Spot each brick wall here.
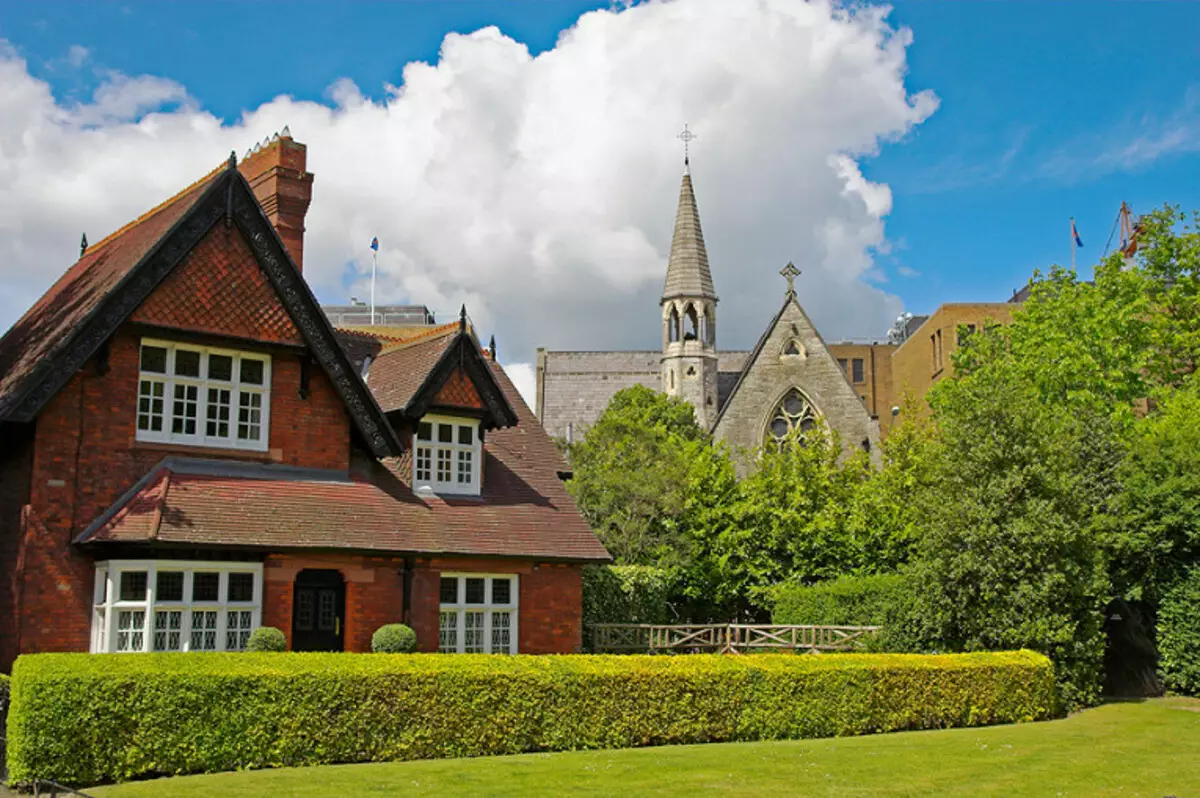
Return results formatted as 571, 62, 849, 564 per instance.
262, 553, 406, 653
889, 303, 1015, 421
411, 557, 583, 654
826, 342, 897, 436
11, 326, 352, 657
263, 554, 583, 655
0, 424, 34, 672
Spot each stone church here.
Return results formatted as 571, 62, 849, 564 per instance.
535, 165, 886, 463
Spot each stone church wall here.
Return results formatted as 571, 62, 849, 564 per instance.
712, 299, 881, 469
535, 350, 660, 441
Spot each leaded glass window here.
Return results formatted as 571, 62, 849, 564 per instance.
436, 574, 518, 654
766, 389, 819, 443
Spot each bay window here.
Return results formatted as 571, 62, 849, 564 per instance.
137, 339, 270, 451
91, 561, 263, 653
414, 415, 482, 495
437, 574, 517, 654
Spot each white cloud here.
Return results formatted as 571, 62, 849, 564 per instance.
66, 45, 89, 68
0, 0, 936, 410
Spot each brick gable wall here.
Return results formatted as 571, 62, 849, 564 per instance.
9, 324, 352, 659
132, 225, 304, 345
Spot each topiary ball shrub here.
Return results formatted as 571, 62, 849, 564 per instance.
372, 624, 418, 653
245, 626, 288, 652
1159, 568, 1200, 696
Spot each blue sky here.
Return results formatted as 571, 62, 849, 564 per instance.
1, 0, 1198, 367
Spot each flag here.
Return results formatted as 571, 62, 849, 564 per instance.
370, 237, 379, 251
1071, 220, 1083, 248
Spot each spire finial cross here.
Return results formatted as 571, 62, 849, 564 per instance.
677, 123, 696, 169
780, 262, 801, 297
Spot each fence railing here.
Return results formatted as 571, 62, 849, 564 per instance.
592, 623, 881, 654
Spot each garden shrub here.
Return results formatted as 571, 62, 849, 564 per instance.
770, 573, 920, 652
1159, 569, 1200, 695
582, 564, 676, 650
7, 650, 1056, 787
245, 627, 287, 653
371, 624, 418, 653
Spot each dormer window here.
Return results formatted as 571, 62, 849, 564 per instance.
137, 339, 270, 452
414, 415, 481, 495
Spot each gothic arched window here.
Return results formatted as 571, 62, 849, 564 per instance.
684, 304, 699, 341
766, 389, 819, 443
668, 307, 681, 343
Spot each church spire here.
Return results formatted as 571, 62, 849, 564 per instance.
661, 169, 717, 303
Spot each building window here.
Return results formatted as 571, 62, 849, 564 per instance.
437, 574, 518, 654
958, 323, 977, 346
851, 358, 865, 384
91, 561, 262, 653
837, 358, 848, 374
414, 415, 482, 495
766, 388, 819, 444
137, 340, 270, 451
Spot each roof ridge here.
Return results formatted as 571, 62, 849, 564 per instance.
377, 322, 461, 354
82, 161, 226, 257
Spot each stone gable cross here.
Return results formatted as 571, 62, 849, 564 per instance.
780, 262, 801, 297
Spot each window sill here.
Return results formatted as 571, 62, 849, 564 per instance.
132, 439, 282, 462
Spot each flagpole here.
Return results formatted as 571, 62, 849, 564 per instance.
370, 248, 377, 326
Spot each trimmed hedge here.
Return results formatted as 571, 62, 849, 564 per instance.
246, 627, 287, 653
8, 650, 1056, 786
770, 574, 919, 652
1, 672, 8, 777
371, 624, 418, 653
1159, 569, 1200, 695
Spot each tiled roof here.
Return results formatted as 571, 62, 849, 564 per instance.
78, 358, 611, 562
365, 327, 458, 413
0, 168, 220, 416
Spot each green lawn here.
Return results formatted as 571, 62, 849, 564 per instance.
92, 698, 1199, 797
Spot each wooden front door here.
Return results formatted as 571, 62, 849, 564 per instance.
292, 569, 345, 652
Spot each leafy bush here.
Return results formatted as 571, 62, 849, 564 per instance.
1159, 569, 1200, 695
582, 565, 676, 650
245, 627, 287, 653
769, 574, 919, 652
371, 624, 418, 654
7, 650, 1057, 786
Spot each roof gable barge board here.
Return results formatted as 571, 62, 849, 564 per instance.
0, 165, 402, 458
400, 332, 518, 430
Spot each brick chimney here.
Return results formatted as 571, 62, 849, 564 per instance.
238, 130, 314, 272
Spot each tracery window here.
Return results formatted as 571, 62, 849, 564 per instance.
766, 389, 819, 443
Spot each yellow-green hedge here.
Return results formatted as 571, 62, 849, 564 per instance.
7, 651, 1056, 787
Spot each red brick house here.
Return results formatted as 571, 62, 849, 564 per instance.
0, 134, 608, 670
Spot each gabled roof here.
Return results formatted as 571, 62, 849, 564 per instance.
76, 358, 611, 563
709, 289, 861, 432
0, 160, 402, 457
661, 171, 717, 303
0, 168, 219, 419
367, 319, 518, 430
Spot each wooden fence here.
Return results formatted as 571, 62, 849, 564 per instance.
592, 623, 881, 654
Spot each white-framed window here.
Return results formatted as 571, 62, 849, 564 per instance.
137, 339, 271, 452
414, 415, 482, 495
437, 573, 517, 654
90, 561, 263, 653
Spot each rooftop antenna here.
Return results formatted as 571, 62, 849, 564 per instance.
677, 123, 696, 173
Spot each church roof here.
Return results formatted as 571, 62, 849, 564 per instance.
661, 172, 717, 302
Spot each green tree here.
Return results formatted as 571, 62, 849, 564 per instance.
910, 363, 1112, 708
694, 427, 869, 615
566, 386, 735, 567
1101, 379, 1200, 604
